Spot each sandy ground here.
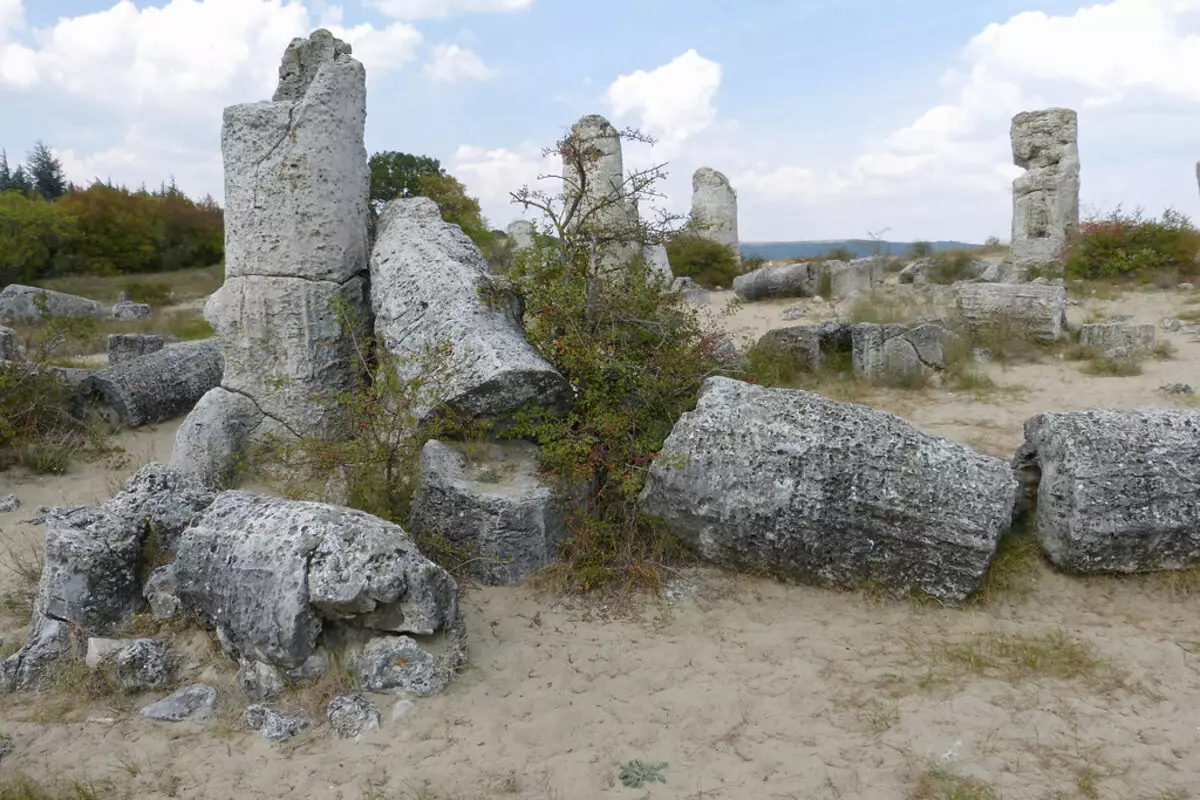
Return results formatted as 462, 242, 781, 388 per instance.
2, 284, 1200, 799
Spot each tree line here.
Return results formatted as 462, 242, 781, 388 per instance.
0, 141, 225, 285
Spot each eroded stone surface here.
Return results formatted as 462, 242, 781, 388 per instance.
107, 334, 165, 366
1009, 109, 1080, 272
74, 340, 223, 428
691, 167, 739, 257
1078, 322, 1155, 358
955, 282, 1068, 342
733, 261, 823, 301
0, 285, 104, 324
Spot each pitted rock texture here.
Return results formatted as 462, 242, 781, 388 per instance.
955, 282, 1068, 342
1009, 109, 1080, 271
851, 322, 956, 380
174, 491, 460, 670
640, 377, 1018, 603
0, 284, 104, 324
169, 387, 264, 487
733, 261, 823, 301
1078, 322, 1155, 358
1014, 410, 1200, 574
107, 333, 165, 366
74, 340, 223, 428
690, 167, 739, 255
370, 197, 569, 424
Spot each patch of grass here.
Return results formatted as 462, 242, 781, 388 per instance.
282, 651, 357, 720
0, 773, 120, 800
926, 252, 981, 285
1080, 357, 1143, 377
160, 312, 214, 341
846, 290, 932, 324
0, 541, 44, 619
916, 629, 1107, 688
18, 439, 77, 474
907, 764, 998, 800
1153, 340, 1177, 359
972, 526, 1043, 604
619, 761, 667, 789
37, 265, 223, 306
1176, 308, 1200, 323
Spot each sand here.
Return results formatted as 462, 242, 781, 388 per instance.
2, 284, 1199, 799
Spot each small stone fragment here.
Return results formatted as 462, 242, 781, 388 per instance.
141, 684, 218, 722
244, 704, 308, 741
327, 694, 382, 738
0, 494, 18, 513
356, 636, 445, 695
238, 659, 286, 702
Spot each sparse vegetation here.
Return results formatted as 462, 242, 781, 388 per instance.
915, 629, 1107, 687
907, 764, 998, 800
1080, 357, 1143, 377
1065, 206, 1200, 282
925, 251, 980, 285
665, 232, 742, 287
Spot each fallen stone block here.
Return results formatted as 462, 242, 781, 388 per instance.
1078, 322, 1155, 358
370, 197, 570, 424
411, 440, 568, 586
111, 300, 151, 320
827, 258, 883, 300
851, 322, 957, 380
73, 340, 223, 428
754, 321, 852, 373
640, 377, 1018, 603
955, 282, 1068, 342
0, 285, 105, 324
733, 261, 822, 301
107, 333, 165, 366
1014, 410, 1200, 573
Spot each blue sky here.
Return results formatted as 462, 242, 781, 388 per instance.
2, 0, 1198, 242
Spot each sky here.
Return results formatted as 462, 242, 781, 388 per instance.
1, 0, 1198, 243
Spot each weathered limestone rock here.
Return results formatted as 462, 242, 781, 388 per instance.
733, 261, 823, 301
955, 282, 1068, 342
111, 300, 151, 320
144, 565, 181, 621
670, 276, 710, 306
411, 440, 568, 586
141, 684, 217, 722
328, 694, 381, 738
1078, 322, 1155, 358
640, 377, 1018, 602
104, 462, 217, 549
107, 333, 165, 366
0, 494, 18, 513
205, 275, 368, 436
370, 197, 569, 424
355, 635, 446, 695
244, 705, 307, 741
755, 321, 852, 372
74, 340, 223, 428
238, 659, 285, 702
851, 322, 956, 380
169, 387, 264, 487
92, 638, 175, 692
899, 257, 990, 286
0, 326, 17, 360
827, 258, 883, 300
643, 244, 673, 282
0, 616, 71, 692
1009, 109, 1080, 273
561, 114, 640, 270
690, 167, 739, 257
174, 492, 460, 670
274, 28, 353, 102
506, 220, 535, 252
0, 285, 104, 324
1014, 410, 1200, 573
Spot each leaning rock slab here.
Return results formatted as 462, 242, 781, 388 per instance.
955, 282, 1068, 343
1014, 410, 1200, 573
370, 197, 569, 423
174, 492, 459, 669
73, 340, 223, 428
411, 440, 568, 586
0, 285, 104, 324
640, 377, 1018, 602
733, 261, 822, 301
1078, 322, 1155, 358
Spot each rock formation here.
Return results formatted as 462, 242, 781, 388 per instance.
75, 340, 222, 427
506, 220, 535, 253
640, 377, 1018, 603
561, 114, 640, 270
850, 322, 957, 380
826, 258, 883, 300
733, 261, 823, 301
0, 285, 104, 324
1078, 322, 1155, 358
173, 29, 371, 483
369, 197, 569, 424
690, 167, 739, 258
1014, 410, 1200, 573
1009, 109, 1080, 273
107, 333, 165, 366
955, 282, 1068, 342
0, 326, 16, 360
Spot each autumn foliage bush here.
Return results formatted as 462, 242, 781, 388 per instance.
1064, 206, 1200, 281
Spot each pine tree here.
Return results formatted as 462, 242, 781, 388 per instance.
0, 150, 11, 191
10, 165, 32, 194
26, 140, 67, 200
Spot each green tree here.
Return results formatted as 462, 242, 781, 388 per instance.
0, 192, 78, 284
0, 150, 11, 192
369, 151, 444, 210
27, 141, 67, 201
666, 233, 740, 287
9, 165, 32, 195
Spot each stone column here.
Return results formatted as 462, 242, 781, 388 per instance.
690, 167, 739, 259
561, 114, 640, 270
171, 29, 371, 483
1009, 108, 1080, 274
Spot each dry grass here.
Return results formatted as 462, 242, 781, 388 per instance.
972, 527, 1044, 604
0, 772, 120, 800
36, 265, 223, 306
906, 764, 998, 800
282, 651, 358, 721
912, 629, 1109, 690
0, 540, 44, 621
6, 311, 213, 360
1079, 357, 1143, 377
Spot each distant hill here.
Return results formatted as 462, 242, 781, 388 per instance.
739, 240, 980, 261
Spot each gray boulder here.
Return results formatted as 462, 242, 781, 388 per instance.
111, 300, 151, 320
851, 322, 957, 380
107, 333, 165, 366
640, 377, 1018, 603
144, 565, 181, 621
169, 387, 264, 487
1014, 410, 1200, 573
327, 694, 382, 738
103, 462, 217, 549
174, 492, 460, 669
238, 659, 285, 702
355, 635, 446, 695
955, 282, 1068, 342
141, 683, 218, 722
244, 705, 308, 741
0, 285, 104, 324
411, 440, 568, 586
1078, 322, 1155, 358
754, 321, 852, 372
369, 197, 570, 424
0, 494, 18, 513
827, 258, 883, 300
0, 616, 72, 693
0, 326, 17, 360
97, 638, 174, 692
733, 261, 822, 301
670, 276, 710, 306
73, 340, 223, 428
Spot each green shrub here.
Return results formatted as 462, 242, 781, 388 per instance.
926, 252, 979, 285
120, 280, 171, 306
825, 246, 855, 261
1065, 206, 1200, 281
666, 233, 742, 288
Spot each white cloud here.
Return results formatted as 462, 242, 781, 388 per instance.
57, 126, 223, 196
604, 49, 721, 147
451, 142, 552, 225
368, 0, 533, 21
424, 44, 497, 84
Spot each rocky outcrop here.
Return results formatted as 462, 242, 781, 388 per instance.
851, 322, 956, 380
107, 333, 165, 366
411, 440, 569, 586
1014, 410, 1200, 573
955, 282, 1068, 342
370, 197, 569, 424
111, 300, 151, 320
754, 321, 852, 372
640, 377, 1018, 602
175, 28, 370, 468
1009, 109, 1080, 273
1078, 322, 1155, 358
174, 492, 461, 673
827, 258, 882, 300
733, 261, 823, 301
0, 285, 104, 324
690, 167, 738, 257
73, 340, 223, 428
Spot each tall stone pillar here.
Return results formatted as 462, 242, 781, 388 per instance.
690, 167, 739, 259
1009, 108, 1080, 273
